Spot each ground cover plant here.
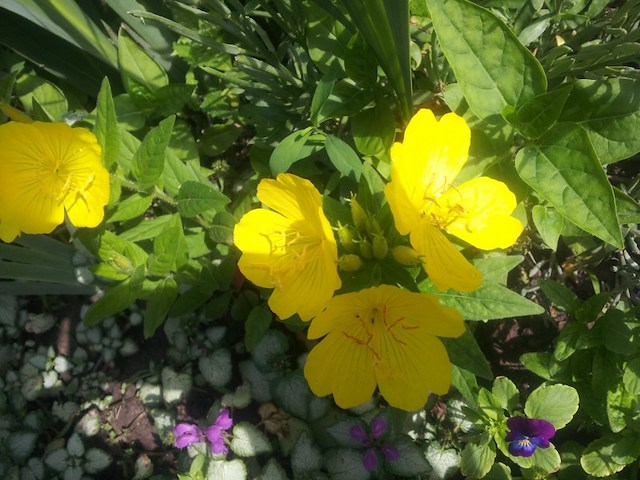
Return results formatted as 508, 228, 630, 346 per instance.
0, 0, 639, 478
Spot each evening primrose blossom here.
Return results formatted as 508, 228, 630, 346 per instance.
0, 121, 110, 242
233, 173, 341, 321
304, 285, 464, 411
384, 109, 523, 292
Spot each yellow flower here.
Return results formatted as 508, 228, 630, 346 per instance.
304, 285, 464, 411
233, 173, 341, 321
0, 121, 110, 242
384, 109, 523, 292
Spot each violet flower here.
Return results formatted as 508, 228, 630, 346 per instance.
173, 409, 234, 455
505, 416, 556, 457
204, 409, 234, 454
349, 416, 400, 472
173, 423, 203, 448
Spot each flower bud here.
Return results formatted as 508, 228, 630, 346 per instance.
391, 245, 421, 266
372, 235, 389, 259
359, 239, 373, 260
337, 223, 357, 253
350, 196, 367, 231
365, 217, 382, 236
339, 254, 364, 272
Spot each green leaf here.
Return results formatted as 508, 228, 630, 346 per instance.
581, 436, 632, 477
143, 277, 178, 338
530, 444, 561, 474
325, 449, 370, 480
434, 283, 544, 320
484, 463, 512, 480
425, 443, 461, 480
607, 380, 636, 433
351, 101, 396, 157
460, 441, 496, 479
532, 205, 564, 251
314, 79, 372, 124
291, 431, 322, 474
443, 329, 493, 380
426, 0, 546, 118
131, 115, 175, 189
15, 74, 67, 121
520, 352, 562, 381
387, 439, 431, 476
623, 358, 640, 395
207, 459, 247, 480
539, 279, 579, 314
478, 387, 504, 420
340, 0, 412, 122
106, 193, 152, 223
199, 349, 232, 388
310, 67, 339, 127
502, 84, 572, 139
473, 255, 523, 285
515, 123, 623, 248
524, 384, 579, 429
176, 181, 230, 218
230, 422, 272, 457
94, 77, 120, 170
602, 310, 637, 355
84, 266, 145, 325
147, 215, 188, 275
117, 28, 168, 92
245, 304, 273, 352
615, 187, 640, 225
84, 448, 112, 474
325, 134, 362, 182
269, 127, 324, 174
560, 78, 640, 164
492, 376, 519, 411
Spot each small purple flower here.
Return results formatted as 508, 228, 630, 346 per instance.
173, 423, 203, 448
505, 417, 556, 457
204, 409, 234, 455
349, 416, 400, 472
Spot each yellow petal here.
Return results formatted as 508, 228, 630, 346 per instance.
384, 160, 421, 236
234, 209, 292, 287
396, 109, 470, 198
375, 331, 453, 410
410, 223, 482, 292
0, 220, 20, 242
268, 242, 341, 321
258, 173, 323, 226
377, 285, 465, 337
307, 291, 370, 339
441, 177, 524, 250
65, 163, 110, 227
304, 323, 376, 408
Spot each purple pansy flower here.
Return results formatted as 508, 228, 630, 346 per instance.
349, 416, 400, 472
173, 423, 204, 448
204, 409, 234, 454
505, 417, 556, 457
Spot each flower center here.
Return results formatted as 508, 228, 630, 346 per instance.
342, 305, 419, 360
419, 186, 467, 230
268, 228, 319, 288
37, 160, 94, 206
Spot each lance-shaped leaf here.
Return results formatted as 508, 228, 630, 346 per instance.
427, 0, 546, 118
516, 123, 623, 248
559, 78, 640, 164
131, 115, 175, 189
94, 77, 120, 170
340, 0, 412, 122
